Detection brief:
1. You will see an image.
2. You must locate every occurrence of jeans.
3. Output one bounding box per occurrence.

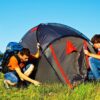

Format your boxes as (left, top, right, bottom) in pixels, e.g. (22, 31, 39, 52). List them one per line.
(88, 57, 100, 80)
(4, 64, 32, 83)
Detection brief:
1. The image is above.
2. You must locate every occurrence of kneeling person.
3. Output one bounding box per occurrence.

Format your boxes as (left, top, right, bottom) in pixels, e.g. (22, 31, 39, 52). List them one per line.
(4, 48, 40, 88)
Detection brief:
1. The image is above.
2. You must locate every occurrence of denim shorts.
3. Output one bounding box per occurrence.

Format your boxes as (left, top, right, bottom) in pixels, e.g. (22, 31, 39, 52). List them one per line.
(4, 64, 31, 83)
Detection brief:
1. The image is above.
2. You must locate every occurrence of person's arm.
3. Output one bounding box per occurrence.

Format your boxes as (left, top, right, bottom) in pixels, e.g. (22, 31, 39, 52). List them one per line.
(31, 43, 40, 58)
(84, 50, 100, 59)
(31, 48, 40, 58)
(15, 67, 40, 86)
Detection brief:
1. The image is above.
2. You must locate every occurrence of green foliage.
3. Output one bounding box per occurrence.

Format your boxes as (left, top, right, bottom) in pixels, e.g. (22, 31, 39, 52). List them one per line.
(0, 72, 100, 100)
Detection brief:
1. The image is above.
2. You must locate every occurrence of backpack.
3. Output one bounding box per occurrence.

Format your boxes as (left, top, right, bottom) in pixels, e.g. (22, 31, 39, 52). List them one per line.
(1, 42, 23, 73)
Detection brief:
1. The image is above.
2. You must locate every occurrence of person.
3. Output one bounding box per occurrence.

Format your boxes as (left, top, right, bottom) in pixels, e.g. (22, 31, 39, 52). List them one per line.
(84, 34, 100, 80)
(4, 43, 41, 88)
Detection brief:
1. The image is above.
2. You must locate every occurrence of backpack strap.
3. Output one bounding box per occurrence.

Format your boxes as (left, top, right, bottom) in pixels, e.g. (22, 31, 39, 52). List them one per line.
(13, 54, 21, 64)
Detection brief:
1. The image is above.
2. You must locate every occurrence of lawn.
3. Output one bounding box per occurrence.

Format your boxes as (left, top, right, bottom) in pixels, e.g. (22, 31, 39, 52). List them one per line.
(0, 72, 100, 100)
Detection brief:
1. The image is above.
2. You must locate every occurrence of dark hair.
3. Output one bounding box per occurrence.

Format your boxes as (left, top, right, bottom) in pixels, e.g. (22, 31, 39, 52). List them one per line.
(20, 48, 30, 57)
(91, 34, 100, 44)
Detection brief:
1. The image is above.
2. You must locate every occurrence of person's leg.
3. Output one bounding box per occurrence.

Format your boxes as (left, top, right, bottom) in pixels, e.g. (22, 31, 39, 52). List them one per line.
(4, 80, 16, 86)
(4, 72, 19, 88)
(23, 64, 34, 76)
(89, 57, 100, 80)
(88, 70, 95, 80)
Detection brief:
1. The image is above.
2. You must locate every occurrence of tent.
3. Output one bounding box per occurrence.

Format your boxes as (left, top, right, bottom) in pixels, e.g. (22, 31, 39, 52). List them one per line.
(20, 23, 95, 88)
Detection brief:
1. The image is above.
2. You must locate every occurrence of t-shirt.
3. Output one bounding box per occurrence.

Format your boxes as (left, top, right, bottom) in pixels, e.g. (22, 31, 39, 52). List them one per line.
(8, 56, 25, 70)
(98, 49, 100, 55)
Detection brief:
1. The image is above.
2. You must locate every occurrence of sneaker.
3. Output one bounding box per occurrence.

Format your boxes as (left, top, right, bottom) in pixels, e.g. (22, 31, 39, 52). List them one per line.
(4, 80, 10, 89)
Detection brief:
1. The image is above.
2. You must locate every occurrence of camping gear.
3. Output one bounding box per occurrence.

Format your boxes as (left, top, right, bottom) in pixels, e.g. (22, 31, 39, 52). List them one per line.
(1, 42, 23, 73)
(20, 23, 96, 88)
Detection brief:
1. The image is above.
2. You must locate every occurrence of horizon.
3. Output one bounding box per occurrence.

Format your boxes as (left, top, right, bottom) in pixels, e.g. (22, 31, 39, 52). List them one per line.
(0, 0, 100, 52)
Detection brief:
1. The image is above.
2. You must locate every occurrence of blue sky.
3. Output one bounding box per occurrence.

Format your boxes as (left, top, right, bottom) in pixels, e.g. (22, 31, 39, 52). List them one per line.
(0, 0, 100, 52)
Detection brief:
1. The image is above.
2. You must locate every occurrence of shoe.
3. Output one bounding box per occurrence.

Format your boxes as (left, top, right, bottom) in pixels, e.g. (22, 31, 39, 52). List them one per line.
(4, 80, 10, 89)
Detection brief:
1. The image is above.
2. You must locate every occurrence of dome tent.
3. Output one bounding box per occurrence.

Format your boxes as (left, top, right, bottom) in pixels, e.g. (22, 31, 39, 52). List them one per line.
(20, 23, 95, 88)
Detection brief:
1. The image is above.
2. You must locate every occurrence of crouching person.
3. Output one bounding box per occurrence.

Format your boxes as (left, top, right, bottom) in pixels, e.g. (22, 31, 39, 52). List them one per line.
(4, 48, 40, 88)
(84, 34, 100, 80)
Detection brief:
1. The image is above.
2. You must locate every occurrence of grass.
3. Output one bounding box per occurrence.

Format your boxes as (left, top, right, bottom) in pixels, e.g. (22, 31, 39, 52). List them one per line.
(0, 72, 100, 100)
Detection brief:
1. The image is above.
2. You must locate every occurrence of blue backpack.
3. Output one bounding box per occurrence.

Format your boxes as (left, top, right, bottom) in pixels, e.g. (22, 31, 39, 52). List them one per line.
(1, 42, 23, 73)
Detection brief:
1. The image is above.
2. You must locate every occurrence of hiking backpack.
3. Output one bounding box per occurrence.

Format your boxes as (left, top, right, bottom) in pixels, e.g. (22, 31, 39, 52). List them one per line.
(1, 42, 23, 73)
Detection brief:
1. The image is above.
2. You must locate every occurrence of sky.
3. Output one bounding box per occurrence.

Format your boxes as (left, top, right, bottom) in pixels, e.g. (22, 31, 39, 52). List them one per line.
(0, 0, 100, 52)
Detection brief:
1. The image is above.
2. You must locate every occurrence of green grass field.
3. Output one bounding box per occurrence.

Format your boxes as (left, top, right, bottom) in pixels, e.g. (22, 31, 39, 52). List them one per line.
(0, 72, 100, 100)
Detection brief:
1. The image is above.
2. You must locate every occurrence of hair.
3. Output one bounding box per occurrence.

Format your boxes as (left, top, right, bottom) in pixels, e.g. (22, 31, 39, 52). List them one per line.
(20, 48, 30, 57)
(91, 34, 100, 44)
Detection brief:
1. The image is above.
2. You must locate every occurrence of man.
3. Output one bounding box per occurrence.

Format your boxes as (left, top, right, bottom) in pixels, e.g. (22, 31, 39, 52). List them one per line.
(4, 44, 41, 88)
(84, 34, 100, 80)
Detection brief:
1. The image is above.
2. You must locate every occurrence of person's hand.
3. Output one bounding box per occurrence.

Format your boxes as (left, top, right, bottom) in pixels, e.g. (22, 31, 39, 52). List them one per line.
(33, 80, 41, 86)
(37, 43, 40, 49)
(20, 78, 24, 81)
(84, 50, 90, 56)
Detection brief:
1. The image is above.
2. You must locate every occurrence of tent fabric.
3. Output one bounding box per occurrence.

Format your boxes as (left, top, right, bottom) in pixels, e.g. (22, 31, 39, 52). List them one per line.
(20, 26, 38, 54)
(21, 23, 90, 53)
(36, 23, 90, 51)
(49, 44, 73, 88)
(20, 23, 96, 88)
(66, 40, 77, 54)
(46, 37, 86, 82)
